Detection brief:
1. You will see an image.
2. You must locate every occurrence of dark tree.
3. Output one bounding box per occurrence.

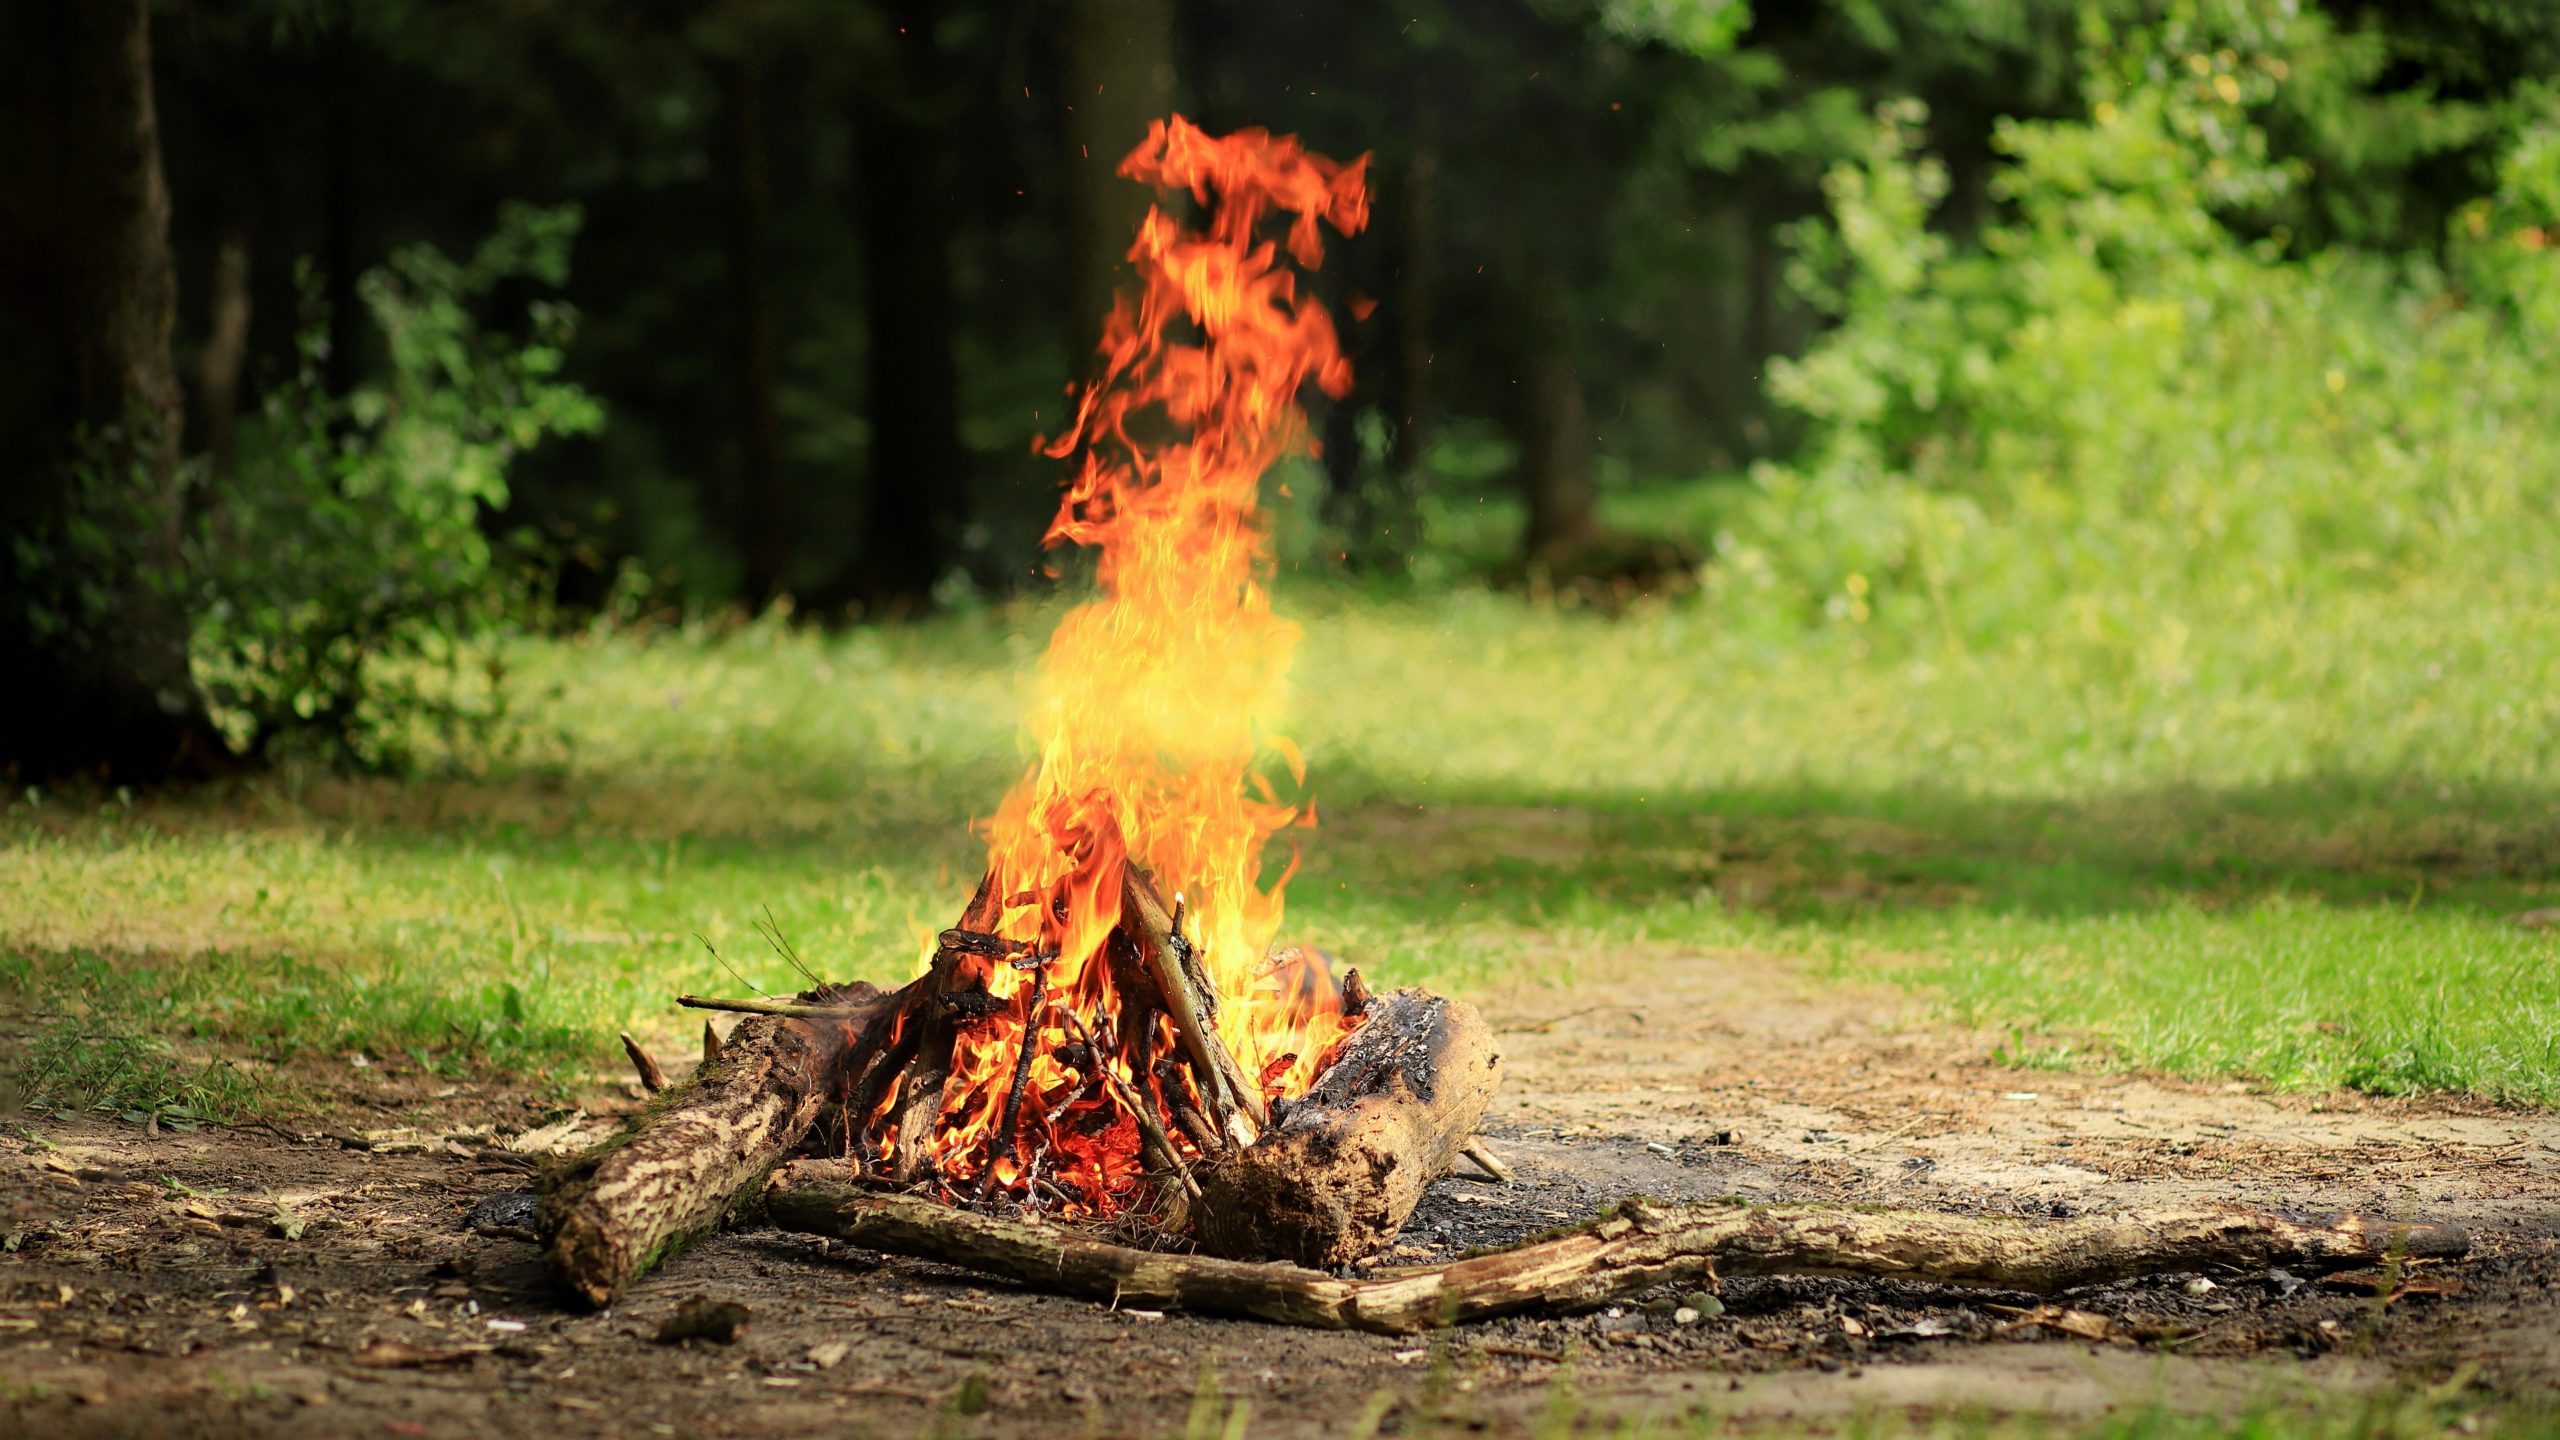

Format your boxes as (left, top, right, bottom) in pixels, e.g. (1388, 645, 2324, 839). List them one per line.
(840, 2, 971, 614)
(721, 46, 792, 608)
(1506, 263, 1596, 561)
(1060, 0, 1178, 347)
(0, 1, 225, 781)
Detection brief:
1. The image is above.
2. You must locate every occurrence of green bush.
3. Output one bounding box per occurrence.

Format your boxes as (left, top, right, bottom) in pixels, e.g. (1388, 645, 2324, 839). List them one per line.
(1711, 15, 2560, 654)
(191, 203, 602, 769)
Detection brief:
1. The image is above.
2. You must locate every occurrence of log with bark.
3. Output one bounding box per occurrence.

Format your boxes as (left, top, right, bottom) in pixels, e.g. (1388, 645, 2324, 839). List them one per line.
(540, 982, 898, 1306)
(764, 1169, 2469, 1335)
(1193, 987, 1501, 1267)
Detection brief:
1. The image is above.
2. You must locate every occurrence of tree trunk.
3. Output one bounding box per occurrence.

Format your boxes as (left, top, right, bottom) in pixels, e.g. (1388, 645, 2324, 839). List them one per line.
(197, 225, 252, 475)
(843, 1, 968, 615)
(1380, 100, 1441, 568)
(1511, 264, 1595, 563)
(1059, 0, 1177, 347)
(1320, 96, 1435, 577)
(0, 0, 224, 782)
(318, 24, 362, 408)
(721, 52, 791, 609)
(765, 1176, 2471, 1337)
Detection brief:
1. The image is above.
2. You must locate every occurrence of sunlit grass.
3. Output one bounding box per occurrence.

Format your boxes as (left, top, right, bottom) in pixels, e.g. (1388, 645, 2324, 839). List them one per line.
(3, 486, 2557, 1115)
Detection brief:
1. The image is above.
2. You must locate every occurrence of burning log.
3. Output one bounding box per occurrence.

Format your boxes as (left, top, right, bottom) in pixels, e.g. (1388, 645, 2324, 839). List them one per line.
(1118, 869, 1265, 1146)
(764, 1171, 2470, 1336)
(880, 874, 1004, 1183)
(541, 982, 901, 1307)
(1192, 988, 1501, 1267)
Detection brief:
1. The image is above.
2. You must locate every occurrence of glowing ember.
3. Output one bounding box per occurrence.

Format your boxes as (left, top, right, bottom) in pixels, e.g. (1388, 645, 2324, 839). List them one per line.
(879, 117, 1371, 1211)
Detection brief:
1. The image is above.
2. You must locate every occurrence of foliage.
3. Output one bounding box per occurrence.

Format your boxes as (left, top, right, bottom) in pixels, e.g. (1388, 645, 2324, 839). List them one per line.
(2450, 88, 2560, 343)
(1712, 12, 2560, 653)
(189, 203, 602, 770)
(9, 404, 194, 670)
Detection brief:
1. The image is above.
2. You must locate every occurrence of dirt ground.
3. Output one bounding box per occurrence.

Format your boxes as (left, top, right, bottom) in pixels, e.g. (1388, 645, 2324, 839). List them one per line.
(5, 950, 2556, 1439)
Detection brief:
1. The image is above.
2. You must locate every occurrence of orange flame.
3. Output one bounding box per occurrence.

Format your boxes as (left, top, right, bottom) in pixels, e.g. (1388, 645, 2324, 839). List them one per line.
(906, 118, 1369, 1209)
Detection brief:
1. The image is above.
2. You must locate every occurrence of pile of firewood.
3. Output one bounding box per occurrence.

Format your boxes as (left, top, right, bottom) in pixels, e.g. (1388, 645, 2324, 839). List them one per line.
(536, 868, 2468, 1326)
(539, 866, 1505, 1307)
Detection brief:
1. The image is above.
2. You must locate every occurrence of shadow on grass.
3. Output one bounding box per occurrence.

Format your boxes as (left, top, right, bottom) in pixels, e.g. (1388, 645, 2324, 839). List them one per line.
(1298, 769, 2560, 927)
(8, 762, 2556, 1112)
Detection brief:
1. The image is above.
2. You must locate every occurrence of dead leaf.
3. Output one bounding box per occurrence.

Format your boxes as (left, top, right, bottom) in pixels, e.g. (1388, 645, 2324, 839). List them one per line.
(350, 1337, 489, 1369)
(806, 1340, 850, 1370)
(507, 1114, 584, 1155)
(1988, 1304, 2127, 1343)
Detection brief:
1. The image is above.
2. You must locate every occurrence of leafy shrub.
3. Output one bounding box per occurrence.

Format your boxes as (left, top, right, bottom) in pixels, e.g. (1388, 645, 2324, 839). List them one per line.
(192, 203, 602, 769)
(1712, 15, 2560, 653)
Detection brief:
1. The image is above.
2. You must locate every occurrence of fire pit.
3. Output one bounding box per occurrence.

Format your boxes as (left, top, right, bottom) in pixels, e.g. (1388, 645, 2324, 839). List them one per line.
(535, 117, 2465, 1325)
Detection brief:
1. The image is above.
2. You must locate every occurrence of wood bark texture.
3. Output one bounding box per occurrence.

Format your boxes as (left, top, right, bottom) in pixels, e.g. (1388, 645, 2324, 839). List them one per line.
(765, 1170, 2469, 1336)
(541, 984, 890, 1306)
(1191, 988, 1500, 1267)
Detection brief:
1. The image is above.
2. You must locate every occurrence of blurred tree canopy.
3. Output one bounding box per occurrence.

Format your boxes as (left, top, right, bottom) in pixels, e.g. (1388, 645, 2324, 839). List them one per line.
(5, 0, 2558, 776)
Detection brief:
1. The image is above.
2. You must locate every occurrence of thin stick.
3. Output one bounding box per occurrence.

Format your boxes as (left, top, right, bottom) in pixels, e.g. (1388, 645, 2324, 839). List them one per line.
(977, 963, 1051, 1202)
(1041, 1067, 1101, 1128)
(677, 993, 874, 1020)
(939, 928, 1037, 960)
(1458, 1138, 1514, 1184)
(1173, 1104, 1222, 1156)
(693, 935, 766, 998)
(1061, 1011, 1199, 1199)
(757, 905, 821, 986)
(619, 1032, 668, 1092)
(1123, 870, 1266, 1134)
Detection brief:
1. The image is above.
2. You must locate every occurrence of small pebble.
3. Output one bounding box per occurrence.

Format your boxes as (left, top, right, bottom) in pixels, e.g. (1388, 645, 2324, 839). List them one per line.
(2183, 1277, 2216, 1296)
(1673, 1307, 1701, 1326)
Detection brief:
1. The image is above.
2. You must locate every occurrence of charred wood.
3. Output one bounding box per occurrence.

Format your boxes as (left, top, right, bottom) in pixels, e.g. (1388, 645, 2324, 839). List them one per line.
(1194, 987, 1501, 1267)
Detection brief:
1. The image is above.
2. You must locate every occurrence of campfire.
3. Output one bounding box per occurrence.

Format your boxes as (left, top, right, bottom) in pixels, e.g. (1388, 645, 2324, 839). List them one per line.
(543, 117, 1503, 1300)
(801, 117, 1503, 1258)
(536, 117, 2468, 1327)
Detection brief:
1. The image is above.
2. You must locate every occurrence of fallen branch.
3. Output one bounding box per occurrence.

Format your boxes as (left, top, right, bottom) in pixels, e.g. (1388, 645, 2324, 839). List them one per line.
(764, 1168, 2468, 1336)
(542, 983, 900, 1306)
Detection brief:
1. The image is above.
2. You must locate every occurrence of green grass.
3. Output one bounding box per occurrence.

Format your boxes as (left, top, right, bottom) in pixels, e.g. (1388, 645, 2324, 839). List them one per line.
(3, 496, 2557, 1116)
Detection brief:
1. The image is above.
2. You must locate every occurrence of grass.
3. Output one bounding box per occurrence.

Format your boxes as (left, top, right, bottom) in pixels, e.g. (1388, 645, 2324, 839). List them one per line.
(2, 478, 2557, 1118)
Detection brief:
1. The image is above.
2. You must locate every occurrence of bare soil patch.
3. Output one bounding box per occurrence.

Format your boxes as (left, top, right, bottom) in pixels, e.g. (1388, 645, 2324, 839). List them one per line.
(5, 950, 2554, 1438)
